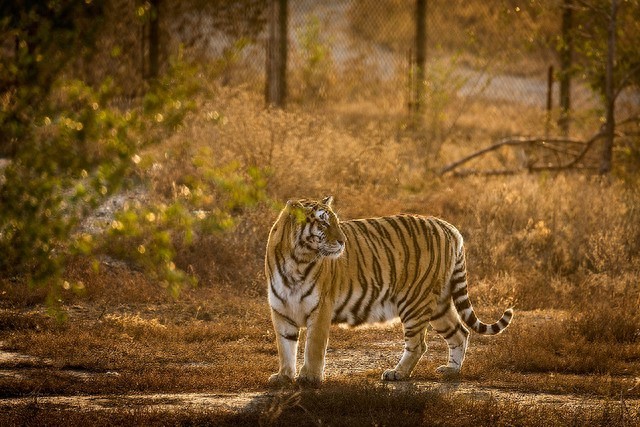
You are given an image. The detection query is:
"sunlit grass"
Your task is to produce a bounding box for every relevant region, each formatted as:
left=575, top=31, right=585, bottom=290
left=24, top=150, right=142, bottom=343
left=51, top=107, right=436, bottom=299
left=0, top=70, right=639, bottom=425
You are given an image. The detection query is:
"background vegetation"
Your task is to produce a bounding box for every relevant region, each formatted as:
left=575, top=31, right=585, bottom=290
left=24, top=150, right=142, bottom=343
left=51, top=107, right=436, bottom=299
left=0, top=0, right=639, bottom=425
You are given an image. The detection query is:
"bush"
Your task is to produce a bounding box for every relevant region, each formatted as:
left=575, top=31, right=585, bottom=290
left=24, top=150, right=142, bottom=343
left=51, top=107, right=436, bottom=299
left=0, top=54, right=259, bottom=303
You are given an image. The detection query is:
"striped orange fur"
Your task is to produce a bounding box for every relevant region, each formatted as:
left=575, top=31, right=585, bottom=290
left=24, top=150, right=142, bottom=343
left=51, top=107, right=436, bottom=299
left=266, top=196, right=513, bottom=385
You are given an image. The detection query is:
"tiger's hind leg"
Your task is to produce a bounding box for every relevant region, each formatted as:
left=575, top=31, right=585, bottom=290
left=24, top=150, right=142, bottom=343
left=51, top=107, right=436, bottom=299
left=382, top=321, right=428, bottom=381
left=430, top=302, right=469, bottom=377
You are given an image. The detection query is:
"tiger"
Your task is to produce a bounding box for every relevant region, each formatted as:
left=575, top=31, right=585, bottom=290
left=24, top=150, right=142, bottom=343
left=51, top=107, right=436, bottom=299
left=266, top=196, right=513, bottom=385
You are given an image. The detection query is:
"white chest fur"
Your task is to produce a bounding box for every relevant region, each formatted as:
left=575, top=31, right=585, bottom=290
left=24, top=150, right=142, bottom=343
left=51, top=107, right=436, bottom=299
left=268, top=269, right=321, bottom=328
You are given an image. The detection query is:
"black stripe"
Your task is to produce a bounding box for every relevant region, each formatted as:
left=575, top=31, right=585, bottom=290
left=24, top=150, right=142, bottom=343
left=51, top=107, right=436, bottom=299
left=271, top=307, right=298, bottom=327
left=464, top=311, right=479, bottom=326
left=280, top=332, right=299, bottom=341
left=428, top=218, right=445, bottom=296
left=300, top=281, right=316, bottom=301
left=434, top=327, right=448, bottom=335
left=367, top=217, right=393, bottom=241
left=384, top=217, right=411, bottom=287
left=443, top=324, right=462, bottom=340
left=411, top=303, right=434, bottom=324
left=455, top=298, right=471, bottom=311
left=304, top=300, right=320, bottom=325
left=350, top=238, right=370, bottom=317
left=450, top=274, right=466, bottom=287
left=404, top=324, right=425, bottom=338
left=274, top=249, right=293, bottom=290
left=333, top=279, right=354, bottom=321
left=429, top=304, right=450, bottom=322
left=265, top=252, right=275, bottom=277
left=397, top=216, right=422, bottom=285
left=451, top=285, right=467, bottom=301
left=301, top=259, right=318, bottom=282
left=368, top=218, right=399, bottom=289
left=400, top=219, right=439, bottom=320
left=269, top=280, right=286, bottom=305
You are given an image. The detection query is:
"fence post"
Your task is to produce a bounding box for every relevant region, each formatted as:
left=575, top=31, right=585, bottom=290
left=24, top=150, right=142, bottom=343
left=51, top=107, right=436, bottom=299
left=148, top=0, right=160, bottom=81
left=141, top=0, right=161, bottom=82
left=599, top=0, right=618, bottom=174
left=413, top=0, right=427, bottom=115
left=558, top=0, right=573, bottom=135
left=546, top=65, right=554, bottom=136
left=265, top=0, right=288, bottom=108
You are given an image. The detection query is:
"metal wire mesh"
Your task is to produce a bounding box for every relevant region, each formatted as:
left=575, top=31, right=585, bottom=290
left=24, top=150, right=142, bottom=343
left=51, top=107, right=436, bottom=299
left=78, top=0, right=636, bottom=139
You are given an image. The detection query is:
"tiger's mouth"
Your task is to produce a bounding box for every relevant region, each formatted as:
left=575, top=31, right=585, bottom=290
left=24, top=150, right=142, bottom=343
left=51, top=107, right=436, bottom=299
left=320, top=242, right=345, bottom=258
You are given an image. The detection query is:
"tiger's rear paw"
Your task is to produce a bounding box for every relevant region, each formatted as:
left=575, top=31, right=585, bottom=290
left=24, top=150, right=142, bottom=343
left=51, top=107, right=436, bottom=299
left=381, top=369, right=407, bottom=381
left=435, top=365, right=461, bottom=379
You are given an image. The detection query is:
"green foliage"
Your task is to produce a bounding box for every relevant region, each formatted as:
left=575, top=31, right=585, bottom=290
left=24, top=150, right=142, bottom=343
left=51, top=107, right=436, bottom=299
left=0, top=51, right=226, bottom=300
left=99, top=156, right=267, bottom=296
left=103, top=203, right=197, bottom=297
left=142, top=50, right=200, bottom=135
left=412, top=57, right=468, bottom=161
left=0, top=0, right=104, bottom=156
left=570, top=0, right=640, bottom=100
left=0, top=79, right=138, bottom=284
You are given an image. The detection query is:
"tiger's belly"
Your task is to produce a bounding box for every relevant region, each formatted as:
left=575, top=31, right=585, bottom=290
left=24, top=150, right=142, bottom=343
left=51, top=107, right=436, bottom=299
left=331, top=297, right=399, bottom=327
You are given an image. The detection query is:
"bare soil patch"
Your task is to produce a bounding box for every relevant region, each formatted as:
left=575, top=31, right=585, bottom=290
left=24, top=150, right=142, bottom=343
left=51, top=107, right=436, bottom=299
left=0, top=307, right=638, bottom=425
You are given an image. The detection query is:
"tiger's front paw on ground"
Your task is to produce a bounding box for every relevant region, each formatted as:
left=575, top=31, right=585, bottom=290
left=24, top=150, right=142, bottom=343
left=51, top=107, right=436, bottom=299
left=268, top=372, right=294, bottom=387
left=296, top=374, right=322, bottom=388
left=435, top=365, right=461, bottom=380
left=381, top=369, right=407, bottom=381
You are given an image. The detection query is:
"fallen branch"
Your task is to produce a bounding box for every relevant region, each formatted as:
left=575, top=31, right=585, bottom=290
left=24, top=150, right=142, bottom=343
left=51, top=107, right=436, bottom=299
left=439, top=132, right=605, bottom=176
left=450, top=165, right=599, bottom=178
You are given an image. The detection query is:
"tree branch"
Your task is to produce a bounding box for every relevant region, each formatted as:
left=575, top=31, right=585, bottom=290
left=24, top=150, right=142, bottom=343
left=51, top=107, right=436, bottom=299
left=439, top=132, right=605, bottom=176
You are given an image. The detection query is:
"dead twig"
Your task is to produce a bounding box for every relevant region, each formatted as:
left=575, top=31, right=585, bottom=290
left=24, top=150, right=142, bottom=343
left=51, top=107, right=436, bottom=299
left=439, top=131, right=605, bottom=176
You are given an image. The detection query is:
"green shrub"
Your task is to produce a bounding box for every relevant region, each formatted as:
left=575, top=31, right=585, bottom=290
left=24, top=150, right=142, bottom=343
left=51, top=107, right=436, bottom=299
left=0, top=55, right=224, bottom=303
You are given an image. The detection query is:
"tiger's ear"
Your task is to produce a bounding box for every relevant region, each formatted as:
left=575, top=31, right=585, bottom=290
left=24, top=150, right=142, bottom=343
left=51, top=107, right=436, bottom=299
left=322, top=196, right=334, bottom=207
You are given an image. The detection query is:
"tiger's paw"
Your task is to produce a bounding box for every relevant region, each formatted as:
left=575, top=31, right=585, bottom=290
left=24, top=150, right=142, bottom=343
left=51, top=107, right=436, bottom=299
left=296, top=374, right=322, bottom=388
left=268, top=372, right=294, bottom=387
left=435, top=365, right=461, bottom=379
left=296, top=367, right=322, bottom=388
left=381, top=369, right=407, bottom=381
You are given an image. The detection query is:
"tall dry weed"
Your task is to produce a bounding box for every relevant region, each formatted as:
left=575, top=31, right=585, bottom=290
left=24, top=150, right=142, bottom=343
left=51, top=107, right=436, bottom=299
left=442, top=175, right=640, bottom=308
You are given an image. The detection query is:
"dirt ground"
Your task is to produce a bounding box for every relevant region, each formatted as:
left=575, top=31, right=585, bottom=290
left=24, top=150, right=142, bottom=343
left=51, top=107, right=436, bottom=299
left=1, top=309, right=638, bottom=419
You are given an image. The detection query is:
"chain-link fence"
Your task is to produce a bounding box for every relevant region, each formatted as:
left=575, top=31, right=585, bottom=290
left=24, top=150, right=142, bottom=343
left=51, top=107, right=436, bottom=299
left=80, top=0, right=638, bottom=143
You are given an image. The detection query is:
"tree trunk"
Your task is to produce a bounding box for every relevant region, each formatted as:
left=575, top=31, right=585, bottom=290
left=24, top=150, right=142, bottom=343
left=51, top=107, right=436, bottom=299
left=599, top=0, right=618, bottom=174
left=265, top=0, right=288, bottom=108
left=413, top=0, right=427, bottom=114
left=148, top=0, right=161, bottom=80
left=558, top=0, right=573, bottom=135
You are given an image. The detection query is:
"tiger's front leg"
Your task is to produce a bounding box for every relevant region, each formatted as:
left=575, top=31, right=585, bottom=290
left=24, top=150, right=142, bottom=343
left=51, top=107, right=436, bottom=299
left=297, top=302, right=332, bottom=386
left=268, top=310, right=299, bottom=386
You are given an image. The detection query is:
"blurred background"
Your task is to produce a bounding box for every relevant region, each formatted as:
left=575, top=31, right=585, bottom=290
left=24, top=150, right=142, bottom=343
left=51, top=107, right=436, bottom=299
left=5, top=0, right=639, bottom=151
left=1, top=0, right=639, bottom=300
left=1, top=4, right=640, bottom=419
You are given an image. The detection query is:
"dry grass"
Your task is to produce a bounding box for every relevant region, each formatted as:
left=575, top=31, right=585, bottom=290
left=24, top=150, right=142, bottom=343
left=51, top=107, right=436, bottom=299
left=1, top=80, right=639, bottom=425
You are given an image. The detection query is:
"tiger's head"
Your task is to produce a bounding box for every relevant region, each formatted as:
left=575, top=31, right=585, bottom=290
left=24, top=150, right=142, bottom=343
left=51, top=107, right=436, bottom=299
left=285, top=196, right=346, bottom=259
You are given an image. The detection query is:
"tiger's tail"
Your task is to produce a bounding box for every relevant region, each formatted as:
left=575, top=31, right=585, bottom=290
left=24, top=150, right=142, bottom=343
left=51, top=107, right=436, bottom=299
left=450, top=247, right=513, bottom=335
